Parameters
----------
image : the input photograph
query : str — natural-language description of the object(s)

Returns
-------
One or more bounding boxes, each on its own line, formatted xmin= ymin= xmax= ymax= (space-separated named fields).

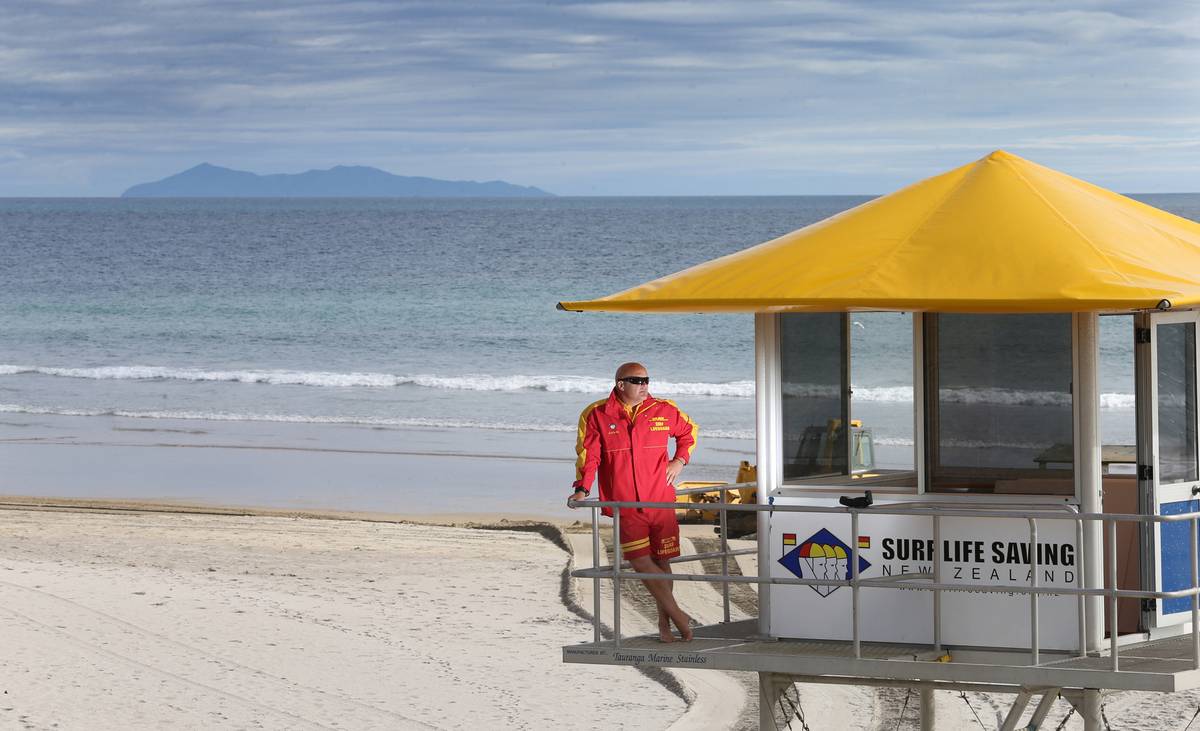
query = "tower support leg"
xmin=758 ymin=672 xmax=781 ymax=730
xmin=1027 ymin=689 xmax=1061 ymax=730
xmin=1080 ymin=689 xmax=1102 ymax=731
xmin=919 ymin=687 xmax=935 ymax=731
xmin=999 ymin=691 xmax=1032 ymax=731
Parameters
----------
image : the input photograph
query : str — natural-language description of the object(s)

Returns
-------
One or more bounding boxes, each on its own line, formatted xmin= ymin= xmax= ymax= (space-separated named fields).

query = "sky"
xmin=2 ymin=0 xmax=1198 ymax=196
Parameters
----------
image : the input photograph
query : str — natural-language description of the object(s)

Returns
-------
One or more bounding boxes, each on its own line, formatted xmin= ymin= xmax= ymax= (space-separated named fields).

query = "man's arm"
xmin=664 ymin=400 xmax=698 ymax=485
xmin=569 ymin=403 xmax=603 ymax=507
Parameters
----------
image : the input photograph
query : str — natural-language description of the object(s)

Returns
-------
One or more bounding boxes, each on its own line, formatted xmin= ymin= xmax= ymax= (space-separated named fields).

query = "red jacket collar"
xmin=605 ymin=388 xmax=656 ymax=416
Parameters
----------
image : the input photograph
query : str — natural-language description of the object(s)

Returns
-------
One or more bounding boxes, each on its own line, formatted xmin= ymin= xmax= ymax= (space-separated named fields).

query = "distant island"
xmin=122 ymin=163 xmax=554 ymax=198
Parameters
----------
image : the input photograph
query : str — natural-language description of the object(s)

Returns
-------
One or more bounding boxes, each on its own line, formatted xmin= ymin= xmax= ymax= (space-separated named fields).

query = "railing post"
xmin=721 ymin=486 xmax=730 ymax=623
xmin=1192 ymin=517 xmax=1198 ymax=670
xmin=613 ymin=509 xmax=622 ymax=648
xmin=851 ymin=510 xmax=861 ymax=659
xmin=933 ymin=514 xmax=942 ymax=651
xmin=592 ymin=505 xmax=601 ymax=644
xmin=1076 ymin=516 xmax=1087 ymax=658
xmin=1029 ymin=517 xmax=1040 ymax=665
xmin=1108 ymin=519 xmax=1118 ymax=671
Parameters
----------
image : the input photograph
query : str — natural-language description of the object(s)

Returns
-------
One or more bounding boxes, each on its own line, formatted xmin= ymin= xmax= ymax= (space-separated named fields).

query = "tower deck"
xmin=564 ymin=619 xmax=1200 ymax=693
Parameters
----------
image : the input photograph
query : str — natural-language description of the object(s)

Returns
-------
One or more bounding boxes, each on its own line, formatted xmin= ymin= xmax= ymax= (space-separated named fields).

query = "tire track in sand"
xmin=0 ymin=578 xmax=438 ymax=730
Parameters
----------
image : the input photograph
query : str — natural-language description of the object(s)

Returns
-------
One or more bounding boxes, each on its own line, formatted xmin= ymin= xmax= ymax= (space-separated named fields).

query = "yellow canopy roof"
xmin=558 ymin=150 xmax=1200 ymax=313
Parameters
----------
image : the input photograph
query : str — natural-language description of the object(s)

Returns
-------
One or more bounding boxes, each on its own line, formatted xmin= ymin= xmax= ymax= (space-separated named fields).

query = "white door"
xmin=1141 ymin=311 xmax=1200 ymax=628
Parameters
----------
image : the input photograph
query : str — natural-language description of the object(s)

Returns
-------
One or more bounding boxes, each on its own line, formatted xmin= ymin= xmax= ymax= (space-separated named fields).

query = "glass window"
xmin=781 ymin=313 xmax=848 ymax=479
xmin=1157 ymin=322 xmax=1198 ymax=484
xmin=780 ymin=312 xmax=916 ymax=486
xmin=851 ymin=312 xmax=915 ymax=476
xmin=1099 ymin=315 xmax=1136 ymax=477
xmin=925 ymin=314 xmax=1074 ymax=494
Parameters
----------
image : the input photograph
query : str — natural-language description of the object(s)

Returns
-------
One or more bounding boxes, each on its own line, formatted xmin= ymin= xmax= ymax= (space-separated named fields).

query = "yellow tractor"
xmin=675 ymin=461 xmax=758 ymax=534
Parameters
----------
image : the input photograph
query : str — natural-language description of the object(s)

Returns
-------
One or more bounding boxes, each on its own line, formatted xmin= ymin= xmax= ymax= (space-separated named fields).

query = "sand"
xmin=0 ymin=506 xmax=683 ymax=729
xmin=6 ymin=503 xmax=1200 ymax=730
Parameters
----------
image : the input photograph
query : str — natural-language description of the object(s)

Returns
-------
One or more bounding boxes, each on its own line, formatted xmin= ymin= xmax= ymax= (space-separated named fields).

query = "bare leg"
xmin=630 ymin=555 xmax=692 ymax=642
xmin=654 ymin=558 xmax=674 ymax=642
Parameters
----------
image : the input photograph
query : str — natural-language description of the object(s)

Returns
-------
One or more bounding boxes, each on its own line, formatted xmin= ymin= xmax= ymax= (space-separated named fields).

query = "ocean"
xmin=2 ymin=195 xmax=1198 ymax=515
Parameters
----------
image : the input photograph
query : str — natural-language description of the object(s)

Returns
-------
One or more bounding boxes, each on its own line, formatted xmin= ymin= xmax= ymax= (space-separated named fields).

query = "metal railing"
xmin=568 ymin=484 xmax=1200 ymax=672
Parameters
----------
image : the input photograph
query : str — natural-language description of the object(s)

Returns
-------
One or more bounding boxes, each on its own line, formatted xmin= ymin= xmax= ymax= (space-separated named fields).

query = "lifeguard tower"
xmin=558 ymin=151 xmax=1200 ymax=730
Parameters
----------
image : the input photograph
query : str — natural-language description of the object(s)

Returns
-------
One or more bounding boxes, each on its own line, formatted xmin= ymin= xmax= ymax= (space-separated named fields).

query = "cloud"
xmin=0 ymin=0 xmax=1197 ymax=194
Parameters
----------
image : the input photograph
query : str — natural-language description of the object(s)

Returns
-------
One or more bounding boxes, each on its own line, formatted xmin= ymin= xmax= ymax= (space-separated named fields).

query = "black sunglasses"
xmin=618 ymin=376 xmax=650 ymax=385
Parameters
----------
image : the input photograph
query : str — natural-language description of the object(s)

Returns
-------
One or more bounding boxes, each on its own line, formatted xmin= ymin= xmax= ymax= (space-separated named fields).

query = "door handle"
xmin=1192 ymin=486 xmax=1200 ymax=496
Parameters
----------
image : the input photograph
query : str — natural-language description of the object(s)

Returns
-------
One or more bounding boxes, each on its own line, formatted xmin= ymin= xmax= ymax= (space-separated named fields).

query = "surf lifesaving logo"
xmin=778 ymin=528 xmax=871 ymax=597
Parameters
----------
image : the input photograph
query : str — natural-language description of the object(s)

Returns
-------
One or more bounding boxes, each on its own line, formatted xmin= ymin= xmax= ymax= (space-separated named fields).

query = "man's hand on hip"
xmin=666 ymin=457 xmax=685 ymax=486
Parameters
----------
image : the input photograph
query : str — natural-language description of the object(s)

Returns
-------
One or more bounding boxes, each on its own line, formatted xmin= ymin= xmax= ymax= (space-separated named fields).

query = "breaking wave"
xmin=0 ymin=364 xmax=753 ymax=397
xmin=0 ymin=402 xmax=758 ymax=439
xmin=0 ymin=403 xmax=572 ymax=433
xmin=0 ymin=364 xmax=1135 ymax=407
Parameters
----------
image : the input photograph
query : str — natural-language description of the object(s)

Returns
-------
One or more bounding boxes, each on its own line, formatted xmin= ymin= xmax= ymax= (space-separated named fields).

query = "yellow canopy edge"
xmin=557 ymin=150 xmax=1200 ymax=314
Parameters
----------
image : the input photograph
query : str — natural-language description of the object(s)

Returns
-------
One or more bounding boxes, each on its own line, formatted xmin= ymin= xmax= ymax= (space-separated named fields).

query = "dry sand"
xmin=0 ymin=505 xmax=683 ymax=730
xmin=5 ymin=502 xmax=1200 ymax=730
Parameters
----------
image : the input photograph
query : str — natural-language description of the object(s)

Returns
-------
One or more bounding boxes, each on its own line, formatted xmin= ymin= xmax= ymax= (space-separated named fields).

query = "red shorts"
xmin=618 ymin=508 xmax=680 ymax=561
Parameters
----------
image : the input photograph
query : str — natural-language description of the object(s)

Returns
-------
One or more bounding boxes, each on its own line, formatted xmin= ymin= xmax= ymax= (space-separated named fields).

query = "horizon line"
xmin=4 ymin=192 xmax=1200 ymax=199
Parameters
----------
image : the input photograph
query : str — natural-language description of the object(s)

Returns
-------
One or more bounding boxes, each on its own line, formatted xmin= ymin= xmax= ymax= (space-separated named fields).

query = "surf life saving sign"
xmin=769 ymin=497 xmax=1080 ymax=650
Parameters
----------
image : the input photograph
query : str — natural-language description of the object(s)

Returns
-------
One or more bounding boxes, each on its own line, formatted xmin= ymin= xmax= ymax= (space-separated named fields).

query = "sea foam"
xmin=0 ymin=363 xmax=1136 ymax=407
xmin=0 ymin=402 xmax=757 ymax=440
xmin=0 ymin=364 xmax=755 ymax=397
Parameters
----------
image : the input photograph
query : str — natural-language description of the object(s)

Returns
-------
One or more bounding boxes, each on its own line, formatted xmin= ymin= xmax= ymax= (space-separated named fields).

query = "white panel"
xmin=768 ymin=497 xmax=1081 ymax=650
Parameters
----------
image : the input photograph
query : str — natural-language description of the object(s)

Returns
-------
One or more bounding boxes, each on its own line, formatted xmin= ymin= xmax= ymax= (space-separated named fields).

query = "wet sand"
xmin=0 ymin=411 xmax=752 ymax=518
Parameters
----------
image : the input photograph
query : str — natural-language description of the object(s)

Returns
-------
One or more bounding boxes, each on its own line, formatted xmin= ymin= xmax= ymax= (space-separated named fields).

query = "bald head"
xmin=615 ymin=362 xmax=647 ymax=381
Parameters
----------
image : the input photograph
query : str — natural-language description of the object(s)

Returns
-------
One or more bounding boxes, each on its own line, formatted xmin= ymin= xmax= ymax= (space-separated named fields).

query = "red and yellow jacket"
xmin=573 ymin=390 xmax=698 ymax=515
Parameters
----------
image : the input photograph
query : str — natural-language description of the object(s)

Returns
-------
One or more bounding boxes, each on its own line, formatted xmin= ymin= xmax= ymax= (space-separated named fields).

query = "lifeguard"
xmin=569 ymin=362 xmax=698 ymax=642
